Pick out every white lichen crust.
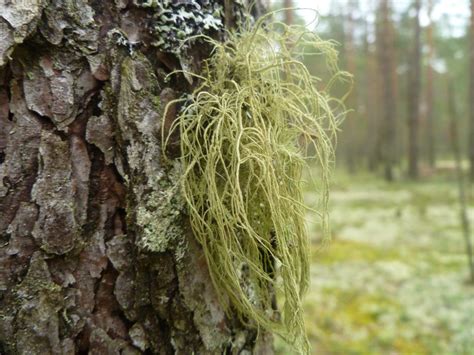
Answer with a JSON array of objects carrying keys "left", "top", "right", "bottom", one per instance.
[{"left": 134, "top": 0, "right": 224, "bottom": 54}]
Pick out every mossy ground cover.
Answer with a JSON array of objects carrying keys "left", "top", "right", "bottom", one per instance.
[{"left": 276, "top": 169, "right": 474, "bottom": 354}]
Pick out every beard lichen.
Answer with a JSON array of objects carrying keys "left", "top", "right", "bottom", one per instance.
[{"left": 163, "top": 17, "right": 350, "bottom": 354}]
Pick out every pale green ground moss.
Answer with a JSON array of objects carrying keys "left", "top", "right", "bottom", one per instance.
[{"left": 276, "top": 170, "right": 474, "bottom": 354}]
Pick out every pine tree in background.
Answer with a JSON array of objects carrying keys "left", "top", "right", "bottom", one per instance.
[
  {"left": 377, "top": 0, "right": 397, "bottom": 181},
  {"left": 344, "top": 0, "right": 358, "bottom": 173},
  {"left": 284, "top": 0, "right": 293, "bottom": 25},
  {"left": 425, "top": 0, "right": 436, "bottom": 169},
  {"left": 366, "top": 0, "right": 382, "bottom": 172},
  {"left": 407, "top": 0, "right": 422, "bottom": 179},
  {"left": 469, "top": 0, "right": 474, "bottom": 181}
]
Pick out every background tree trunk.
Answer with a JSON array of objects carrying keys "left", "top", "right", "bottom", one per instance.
[
  {"left": 470, "top": 0, "right": 474, "bottom": 181},
  {"left": 343, "top": 0, "right": 358, "bottom": 174},
  {"left": 365, "top": 0, "right": 381, "bottom": 172},
  {"left": 377, "top": 0, "right": 397, "bottom": 181},
  {"left": 284, "top": 0, "right": 293, "bottom": 26},
  {"left": 407, "top": 0, "right": 421, "bottom": 179},
  {"left": 425, "top": 0, "right": 436, "bottom": 169},
  {"left": 0, "top": 1, "right": 272, "bottom": 354}
]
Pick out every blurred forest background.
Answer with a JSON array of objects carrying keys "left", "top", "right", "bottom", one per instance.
[{"left": 271, "top": 0, "right": 474, "bottom": 354}]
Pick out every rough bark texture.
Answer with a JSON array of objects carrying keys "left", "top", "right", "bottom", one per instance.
[{"left": 0, "top": 1, "right": 272, "bottom": 354}]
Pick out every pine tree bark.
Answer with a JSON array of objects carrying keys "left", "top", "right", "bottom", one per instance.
[
  {"left": 283, "top": 0, "right": 293, "bottom": 26},
  {"left": 365, "top": 7, "right": 381, "bottom": 172},
  {"left": 469, "top": 0, "right": 474, "bottom": 181},
  {"left": 0, "top": 1, "right": 272, "bottom": 354},
  {"left": 377, "top": 0, "right": 397, "bottom": 181},
  {"left": 344, "top": 0, "right": 357, "bottom": 173},
  {"left": 425, "top": 0, "right": 436, "bottom": 169},
  {"left": 407, "top": 0, "right": 421, "bottom": 179}
]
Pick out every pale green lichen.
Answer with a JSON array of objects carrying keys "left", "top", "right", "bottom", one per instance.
[
  {"left": 163, "top": 16, "right": 351, "bottom": 354},
  {"left": 115, "top": 55, "right": 187, "bottom": 256},
  {"left": 136, "top": 162, "right": 185, "bottom": 253}
]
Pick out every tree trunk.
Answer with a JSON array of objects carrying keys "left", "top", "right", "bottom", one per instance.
[
  {"left": 0, "top": 1, "right": 272, "bottom": 354},
  {"left": 377, "top": 0, "right": 397, "bottom": 181},
  {"left": 344, "top": 0, "right": 358, "bottom": 174},
  {"left": 407, "top": 0, "right": 421, "bottom": 179},
  {"left": 469, "top": 0, "right": 474, "bottom": 181},
  {"left": 284, "top": 0, "right": 293, "bottom": 26},
  {"left": 364, "top": 0, "right": 381, "bottom": 172},
  {"left": 425, "top": 0, "right": 436, "bottom": 169},
  {"left": 448, "top": 79, "right": 474, "bottom": 283}
]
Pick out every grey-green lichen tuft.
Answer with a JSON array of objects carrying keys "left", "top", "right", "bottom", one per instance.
[{"left": 162, "top": 14, "right": 350, "bottom": 354}]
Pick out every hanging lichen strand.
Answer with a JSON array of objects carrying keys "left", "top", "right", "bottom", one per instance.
[{"left": 164, "top": 17, "right": 349, "bottom": 354}]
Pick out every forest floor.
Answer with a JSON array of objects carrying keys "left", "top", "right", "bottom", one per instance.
[{"left": 276, "top": 171, "right": 474, "bottom": 354}]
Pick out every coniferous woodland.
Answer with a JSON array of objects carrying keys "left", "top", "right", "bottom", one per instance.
[
  {"left": 0, "top": 0, "right": 473, "bottom": 354},
  {"left": 272, "top": 0, "right": 474, "bottom": 353},
  {"left": 283, "top": 0, "right": 472, "bottom": 180}
]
